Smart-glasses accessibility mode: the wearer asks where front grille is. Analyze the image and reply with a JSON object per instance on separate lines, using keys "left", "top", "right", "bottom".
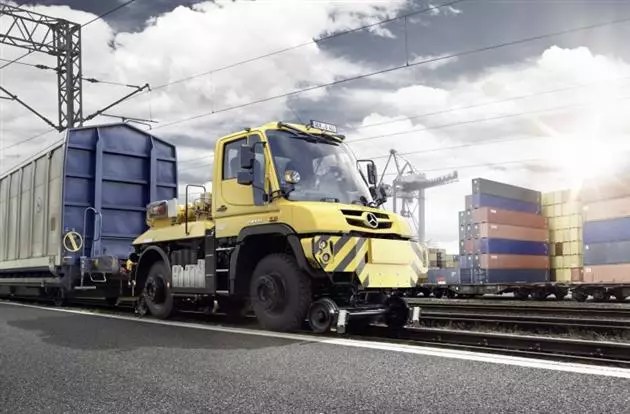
{"left": 341, "top": 209, "right": 392, "bottom": 230}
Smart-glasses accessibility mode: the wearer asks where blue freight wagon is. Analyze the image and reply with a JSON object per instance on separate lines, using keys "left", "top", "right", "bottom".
{"left": 0, "top": 123, "right": 177, "bottom": 298}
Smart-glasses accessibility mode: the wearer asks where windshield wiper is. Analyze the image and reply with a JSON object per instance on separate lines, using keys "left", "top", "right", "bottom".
{"left": 350, "top": 196, "right": 369, "bottom": 206}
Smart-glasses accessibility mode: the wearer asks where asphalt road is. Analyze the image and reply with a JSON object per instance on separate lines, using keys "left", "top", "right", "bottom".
{"left": 1, "top": 303, "right": 630, "bottom": 413}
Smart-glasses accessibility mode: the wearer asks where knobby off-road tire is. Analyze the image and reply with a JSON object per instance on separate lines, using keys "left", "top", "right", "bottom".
{"left": 249, "top": 253, "right": 312, "bottom": 332}
{"left": 143, "top": 261, "right": 174, "bottom": 319}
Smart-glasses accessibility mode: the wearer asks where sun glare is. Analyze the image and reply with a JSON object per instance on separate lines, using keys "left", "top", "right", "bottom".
{"left": 544, "top": 136, "right": 625, "bottom": 190}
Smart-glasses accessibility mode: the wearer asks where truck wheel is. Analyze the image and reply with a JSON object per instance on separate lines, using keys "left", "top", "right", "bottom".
{"left": 249, "top": 253, "right": 312, "bottom": 332}
{"left": 143, "top": 261, "right": 174, "bottom": 319}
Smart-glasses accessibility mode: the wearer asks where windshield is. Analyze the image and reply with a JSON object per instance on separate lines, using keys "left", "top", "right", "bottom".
{"left": 265, "top": 129, "right": 374, "bottom": 205}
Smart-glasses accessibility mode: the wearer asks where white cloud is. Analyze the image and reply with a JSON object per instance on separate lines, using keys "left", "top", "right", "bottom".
{"left": 0, "top": 0, "right": 411, "bottom": 173}
{"left": 342, "top": 45, "right": 630, "bottom": 252}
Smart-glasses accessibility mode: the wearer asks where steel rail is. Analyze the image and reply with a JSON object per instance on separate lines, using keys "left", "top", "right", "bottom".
{"left": 357, "top": 325, "right": 630, "bottom": 368}
{"left": 409, "top": 302, "right": 630, "bottom": 318}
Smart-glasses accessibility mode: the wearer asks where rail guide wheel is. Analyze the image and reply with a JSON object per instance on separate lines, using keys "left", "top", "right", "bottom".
{"left": 384, "top": 295, "right": 410, "bottom": 329}
{"left": 307, "top": 297, "right": 339, "bottom": 333}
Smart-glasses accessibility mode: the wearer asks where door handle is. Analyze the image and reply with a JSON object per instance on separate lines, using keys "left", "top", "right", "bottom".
{"left": 217, "top": 205, "right": 227, "bottom": 212}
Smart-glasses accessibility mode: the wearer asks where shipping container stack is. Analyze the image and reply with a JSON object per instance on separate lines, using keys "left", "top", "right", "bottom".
{"left": 541, "top": 189, "right": 583, "bottom": 284}
{"left": 459, "top": 178, "right": 550, "bottom": 285}
{"left": 427, "top": 248, "right": 460, "bottom": 285}
{"left": 579, "top": 179, "right": 630, "bottom": 296}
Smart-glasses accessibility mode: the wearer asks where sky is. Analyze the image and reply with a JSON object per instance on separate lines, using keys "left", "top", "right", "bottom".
{"left": 3, "top": 0, "right": 630, "bottom": 253}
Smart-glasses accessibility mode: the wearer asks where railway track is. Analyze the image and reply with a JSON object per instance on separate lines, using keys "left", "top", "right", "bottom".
{"left": 357, "top": 325, "right": 630, "bottom": 369}
{"left": 417, "top": 311, "right": 630, "bottom": 333}
{"left": 409, "top": 301, "right": 630, "bottom": 319}
{"left": 3, "top": 297, "right": 630, "bottom": 368}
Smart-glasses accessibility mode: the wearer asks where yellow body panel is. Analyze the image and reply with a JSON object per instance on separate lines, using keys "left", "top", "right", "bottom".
{"left": 302, "top": 235, "right": 429, "bottom": 288}
{"left": 133, "top": 220, "right": 214, "bottom": 244}
{"left": 283, "top": 201, "right": 412, "bottom": 237}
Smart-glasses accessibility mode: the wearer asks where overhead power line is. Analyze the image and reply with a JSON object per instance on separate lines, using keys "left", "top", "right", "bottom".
{"left": 348, "top": 91, "right": 630, "bottom": 145}
{"left": 81, "top": 0, "right": 139, "bottom": 27}
{"left": 383, "top": 157, "right": 552, "bottom": 176}
{"left": 0, "top": 128, "right": 57, "bottom": 152}
{"left": 0, "top": 57, "right": 145, "bottom": 89}
{"left": 350, "top": 75, "right": 630, "bottom": 133}
{"left": 148, "top": 0, "right": 467, "bottom": 91}
{"left": 174, "top": 90, "right": 630, "bottom": 171}
{"left": 152, "top": 14, "right": 630, "bottom": 131}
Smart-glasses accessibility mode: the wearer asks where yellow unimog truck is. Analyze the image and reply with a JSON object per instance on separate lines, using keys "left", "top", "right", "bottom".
{"left": 127, "top": 120, "right": 428, "bottom": 333}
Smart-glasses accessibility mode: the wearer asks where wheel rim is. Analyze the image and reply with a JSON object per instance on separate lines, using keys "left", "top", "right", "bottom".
{"left": 256, "top": 273, "right": 286, "bottom": 313}
{"left": 145, "top": 276, "right": 165, "bottom": 304}
{"left": 308, "top": 298, "right": 338, "bottom": 333}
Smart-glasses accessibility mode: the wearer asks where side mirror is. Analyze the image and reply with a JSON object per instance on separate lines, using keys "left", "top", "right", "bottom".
{"left": 237, "top": 170, "right": 253, "bottom": 185}
{"left": 240, "top": 144, "right": 254, "bottom": 169}
{"left": 367, "top": 163, "right": 377, "bottom": 185}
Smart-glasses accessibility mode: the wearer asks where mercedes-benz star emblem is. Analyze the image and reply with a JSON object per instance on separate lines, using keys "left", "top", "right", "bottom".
{"left": 365, "top": 212, "right": 379, "bottom": 229}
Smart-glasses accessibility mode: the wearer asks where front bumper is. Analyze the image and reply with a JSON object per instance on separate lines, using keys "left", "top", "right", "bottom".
{"left": 301, "top": 235, "right": 429, "bottom": 288}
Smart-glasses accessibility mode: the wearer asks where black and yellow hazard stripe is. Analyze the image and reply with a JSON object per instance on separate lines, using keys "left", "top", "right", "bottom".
{"left": 312, "top": 234, "right": 368, "bottom": 273}
{"left": 310, "top": 234, "right": 430, "bottom": 286}
{"left": 409, "top": 241, "right": 429, "bottom": 280}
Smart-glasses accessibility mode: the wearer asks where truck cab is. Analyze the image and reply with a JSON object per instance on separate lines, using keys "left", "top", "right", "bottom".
{"left": 131, "top": 121, "right": 428, "bottom": 333}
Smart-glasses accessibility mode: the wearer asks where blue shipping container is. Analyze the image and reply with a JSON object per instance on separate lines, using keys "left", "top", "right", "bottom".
{"left": 458, "top": 255, "right": 474, "bottom": 269}
{"left": 475, "top": 238, "right": 548, "bottom": 255}
{"left": 472, "top": 193, "right": 541, "bottom": 215}
{"left": 584, "top": 240, "right": 630, "bottom": 265}
{"left": 458, "top": 268, "right": 475, "bottom": 284}
{"left": 473, "top": 268, "right": 550, "bottom": 284}
{"left": 583, "top": 217, "right": 630, "bottom": 244}
{"left": 427, "top": 268, "right": 460, "bottom": 284}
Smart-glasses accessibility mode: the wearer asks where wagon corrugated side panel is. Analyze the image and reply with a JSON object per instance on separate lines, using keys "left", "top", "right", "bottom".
{"left": 0, "top": 141, "right": 65, "bottom": 271}
{"left": 0, "top": 123, "right": 178, "bottom": 274}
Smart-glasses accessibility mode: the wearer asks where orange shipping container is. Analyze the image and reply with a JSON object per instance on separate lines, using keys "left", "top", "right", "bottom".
{"left": 583, "top": 264, "right": 630, "bottom": 284}
{"left": 471, "top": 207, "right": 547, "bottom": 229}
{"left": 579, "top": 179, "right": 630, "bottom": 203}
{"left": 571, "top": 267, "right": 584, "bottom": 282}
{"left": 473, "top": 223, "right": 548, "bottom": 242}
{"left": 583, "top": 196, "right": 630, "bottom": 222}
{"left": 478, "top": 254, "right": 549, "bottom": 269}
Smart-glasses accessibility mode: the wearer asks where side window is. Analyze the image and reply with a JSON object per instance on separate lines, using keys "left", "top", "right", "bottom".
{"left": 222, "top": 138, "right": 246, "bottom": 180}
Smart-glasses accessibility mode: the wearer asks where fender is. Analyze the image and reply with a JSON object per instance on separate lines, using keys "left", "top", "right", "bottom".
{"left": 229, "top": 223, "right": 317, "bottom": 294}
{"left": 136, "top": 245, "right": 172, "bottom": 289}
